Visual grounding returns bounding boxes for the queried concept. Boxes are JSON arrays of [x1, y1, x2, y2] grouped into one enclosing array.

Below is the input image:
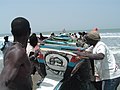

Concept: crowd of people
[[0, 16, 120, 90]]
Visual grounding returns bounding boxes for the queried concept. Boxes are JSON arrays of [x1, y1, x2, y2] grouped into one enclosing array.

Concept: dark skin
[[0, 18, 32, 90], [74, 38, 105, 60], [0, 35, 32, 90]]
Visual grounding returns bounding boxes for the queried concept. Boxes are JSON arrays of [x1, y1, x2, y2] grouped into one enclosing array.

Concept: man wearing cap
[[0, 36, 12, 54], [0, 17, 33, 90], [74, 31, 120, 90]]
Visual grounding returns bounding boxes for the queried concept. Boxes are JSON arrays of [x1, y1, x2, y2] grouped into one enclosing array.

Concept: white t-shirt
[[26, 43, 33, 56], [93, 41, 120, 80]]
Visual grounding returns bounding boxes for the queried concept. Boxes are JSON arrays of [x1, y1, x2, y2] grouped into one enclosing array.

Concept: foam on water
[[100, 33, 120, 38], [0, 57, 3, 60], [0, 36, 13, 42], [102, 36, 120, 38], [0, 32, 120, 56]]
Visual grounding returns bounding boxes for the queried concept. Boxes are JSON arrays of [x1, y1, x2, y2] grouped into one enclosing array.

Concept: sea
[[0, 28, 120, 71]]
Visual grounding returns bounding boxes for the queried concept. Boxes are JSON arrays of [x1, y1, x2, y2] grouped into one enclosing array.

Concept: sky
[[0, 0, 120, 34]]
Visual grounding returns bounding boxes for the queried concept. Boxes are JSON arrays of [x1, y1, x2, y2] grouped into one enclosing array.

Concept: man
[[28, 33, 47, 86], [39, 33, 48, 41], [75, 31, 120, 90], [0, 17, 33, 90], [0, 36, 12, 54]]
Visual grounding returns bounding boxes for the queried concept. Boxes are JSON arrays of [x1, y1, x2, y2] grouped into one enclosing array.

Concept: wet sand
[[32, 69, 63, 90], [32, 73, 41, 90]]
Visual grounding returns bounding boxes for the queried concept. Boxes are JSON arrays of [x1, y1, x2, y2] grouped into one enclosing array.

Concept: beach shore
[[32, 71, 120, 90], [32, 73, 41, 90], [32, 69, 63, 90]]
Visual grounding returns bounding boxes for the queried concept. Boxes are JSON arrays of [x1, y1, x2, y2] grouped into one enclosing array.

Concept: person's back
[[2, 43, 32, 90], [93, 41, 118, 79], [0, 17, 32, 90]]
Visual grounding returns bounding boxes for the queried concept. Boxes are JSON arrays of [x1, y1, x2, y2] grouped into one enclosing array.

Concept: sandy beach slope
[[32, 69, 63, 90]]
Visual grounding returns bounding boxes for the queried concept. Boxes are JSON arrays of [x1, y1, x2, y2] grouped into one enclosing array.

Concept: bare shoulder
[[4, 43, 26, 64]]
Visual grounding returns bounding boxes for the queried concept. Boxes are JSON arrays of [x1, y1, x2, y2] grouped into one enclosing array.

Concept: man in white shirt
[[74, 31, 120, 90]]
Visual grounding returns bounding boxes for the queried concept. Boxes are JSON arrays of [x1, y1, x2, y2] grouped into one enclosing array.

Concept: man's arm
[[86, 53, 105, 60], [0, 47, 25, 86], [74, 51, 105, 60]]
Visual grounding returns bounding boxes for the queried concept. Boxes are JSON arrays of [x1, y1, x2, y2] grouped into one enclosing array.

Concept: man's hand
[[73, 51, 89, 59]]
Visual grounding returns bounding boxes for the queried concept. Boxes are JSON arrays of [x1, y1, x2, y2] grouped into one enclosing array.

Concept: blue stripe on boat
[[37, 59, 45, 63], [68, 62, 77, 67], [40, 44, 84, 51]]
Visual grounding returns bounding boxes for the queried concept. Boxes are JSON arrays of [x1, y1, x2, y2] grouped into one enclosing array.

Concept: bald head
[[11, 17, 31, 37]]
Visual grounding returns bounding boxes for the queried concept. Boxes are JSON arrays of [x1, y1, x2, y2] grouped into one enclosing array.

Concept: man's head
[[11, 17, 31, 37], [4, 36, 9, 42], [84, 31, 101, 46], [29, 33, 38, 47], [4, 36, 8, 39], [39, 33, 43, 37]]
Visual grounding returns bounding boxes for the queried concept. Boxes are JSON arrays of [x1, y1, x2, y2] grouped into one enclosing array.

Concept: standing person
[[28, 33, 47, 86], [39, 33, 48, 41], [74, 31, 120, 90], [0, 17, 33, 90], [76, 32, 88, 48], [0, 35, 12, 54], [50, 32, 55, 38]]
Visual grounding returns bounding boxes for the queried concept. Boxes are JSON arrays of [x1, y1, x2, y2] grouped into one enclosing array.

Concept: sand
[[32, 73, 41, 90], [32, 69, 63, 90], [32, 71, 120, 90]]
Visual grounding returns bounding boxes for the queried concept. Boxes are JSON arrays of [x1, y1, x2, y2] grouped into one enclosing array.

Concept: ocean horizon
[[0, 28, 120, 37]]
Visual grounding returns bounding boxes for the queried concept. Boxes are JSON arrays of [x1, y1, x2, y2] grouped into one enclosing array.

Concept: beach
[[32, 68, 63, 90], [32, 73, 42, 90], [32, 67, 120, 90], [1, 29, 120, 90]]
